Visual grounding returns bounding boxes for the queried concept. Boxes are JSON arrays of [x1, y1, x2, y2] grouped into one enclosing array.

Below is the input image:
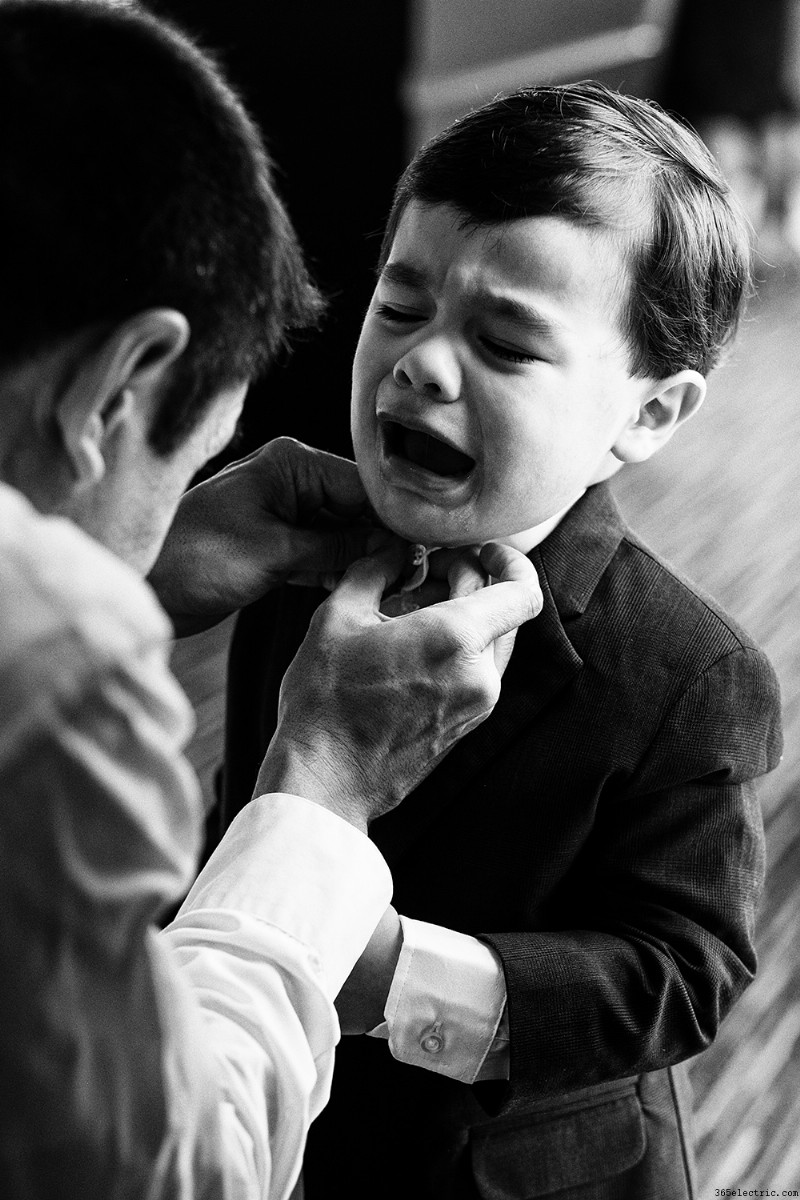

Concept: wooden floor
[[171, 263, 800, 1198]]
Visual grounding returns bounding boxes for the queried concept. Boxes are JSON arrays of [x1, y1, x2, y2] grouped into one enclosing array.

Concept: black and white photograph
[[1, 3, 798, 1198]]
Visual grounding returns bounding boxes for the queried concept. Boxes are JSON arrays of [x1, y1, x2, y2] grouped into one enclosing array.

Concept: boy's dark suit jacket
[[221, 482, 782, 1200]]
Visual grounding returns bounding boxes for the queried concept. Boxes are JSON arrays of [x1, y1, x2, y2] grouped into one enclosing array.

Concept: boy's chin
[[386, 520, 465, 548], [368, 498, 474, 548]]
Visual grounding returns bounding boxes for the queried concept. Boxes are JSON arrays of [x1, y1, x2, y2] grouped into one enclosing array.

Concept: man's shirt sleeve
[[1, 597, 391, 1200], [163, 793, 392, 1196], [367, 916, 509, 1083]]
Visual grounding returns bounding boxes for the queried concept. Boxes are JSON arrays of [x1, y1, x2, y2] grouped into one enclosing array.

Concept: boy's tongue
[[400, 428, 474, 476]]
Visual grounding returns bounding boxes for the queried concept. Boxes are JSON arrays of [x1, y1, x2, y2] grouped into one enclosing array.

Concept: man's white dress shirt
[[0, 481, 391, 1200]]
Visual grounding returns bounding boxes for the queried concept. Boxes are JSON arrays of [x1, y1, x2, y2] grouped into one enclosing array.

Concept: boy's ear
[[612, 370, 706, 464], [52, 309, 190, 488]]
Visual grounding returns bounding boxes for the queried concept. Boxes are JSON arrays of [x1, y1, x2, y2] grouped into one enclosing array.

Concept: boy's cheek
[[349, 409, 376, 479], [351, 339, 385, 395]]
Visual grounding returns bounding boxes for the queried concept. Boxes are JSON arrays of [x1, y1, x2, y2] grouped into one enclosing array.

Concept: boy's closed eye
[[375, 302, 424, 324], [479, 336, 540, 365], [376, 303, 541, 366]]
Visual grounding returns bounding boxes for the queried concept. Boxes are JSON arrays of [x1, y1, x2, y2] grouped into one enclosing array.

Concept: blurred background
[[152, 2, 800, 1195]]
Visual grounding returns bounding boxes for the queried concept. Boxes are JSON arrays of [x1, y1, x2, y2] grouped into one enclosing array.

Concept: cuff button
[[420, 1028, 444, 1054]]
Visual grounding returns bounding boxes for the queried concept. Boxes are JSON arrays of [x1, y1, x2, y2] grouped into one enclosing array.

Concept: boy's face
[[351, 201, 655, 546]]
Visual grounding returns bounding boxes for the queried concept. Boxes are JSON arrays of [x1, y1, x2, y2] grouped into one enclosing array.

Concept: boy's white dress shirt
[[0, 481, 392, 1200]]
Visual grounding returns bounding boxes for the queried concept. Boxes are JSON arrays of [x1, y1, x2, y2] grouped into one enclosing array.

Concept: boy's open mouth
[[381, 419, 475, 478]]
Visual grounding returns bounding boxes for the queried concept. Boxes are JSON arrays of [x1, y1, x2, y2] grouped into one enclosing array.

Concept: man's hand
[[254, 541, 543, 831], [148, 437, 395, 634]]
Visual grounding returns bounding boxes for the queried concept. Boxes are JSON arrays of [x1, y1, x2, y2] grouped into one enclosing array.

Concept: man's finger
[[492, 628, 519, 677], [440, 568, 543, 651], [326, 541, 408, 614], [447, 553, 487, 599], [478, 541, 539, 583], [426, 546, 479, 581], [286, 439, 369, 516]]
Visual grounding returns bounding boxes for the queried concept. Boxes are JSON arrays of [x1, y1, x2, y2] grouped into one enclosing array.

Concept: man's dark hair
[[0, 0, 322, 453], [381, 82, 752, 378]]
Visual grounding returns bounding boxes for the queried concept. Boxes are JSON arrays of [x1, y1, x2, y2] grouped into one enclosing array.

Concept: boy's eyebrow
[[378, 261, 566, 339], [478, 294, 566, 339], [377, 262, 429, 290]]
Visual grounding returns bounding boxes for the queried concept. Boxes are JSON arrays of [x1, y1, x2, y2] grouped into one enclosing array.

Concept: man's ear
[[612, 370, 706, 464], [54, 309, 190, 488]]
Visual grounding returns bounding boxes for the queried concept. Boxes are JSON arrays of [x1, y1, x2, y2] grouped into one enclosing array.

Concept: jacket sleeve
[[481, 643, 781, 1100]]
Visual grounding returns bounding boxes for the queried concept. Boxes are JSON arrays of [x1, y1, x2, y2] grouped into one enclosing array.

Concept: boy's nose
[[392, 339, 460, 401]]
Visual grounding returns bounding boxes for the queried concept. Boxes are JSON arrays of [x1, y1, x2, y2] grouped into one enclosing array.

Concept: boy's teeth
[[400, 428, 474, 476]]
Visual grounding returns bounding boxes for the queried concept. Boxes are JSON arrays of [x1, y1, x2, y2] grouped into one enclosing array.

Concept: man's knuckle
[[468, 667, 500, 712], [308, 599, 342, 642], [434, 610, 481, 657], [272, 434, 300, 454], [485, 674, 502, 708]]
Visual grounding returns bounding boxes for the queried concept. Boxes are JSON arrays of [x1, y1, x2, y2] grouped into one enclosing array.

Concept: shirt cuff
[[176, 793, 393, 996], [368, 916, 508, 1083]]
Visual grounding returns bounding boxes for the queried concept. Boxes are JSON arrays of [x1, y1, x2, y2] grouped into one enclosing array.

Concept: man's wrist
[[255, 731, 371, 834]]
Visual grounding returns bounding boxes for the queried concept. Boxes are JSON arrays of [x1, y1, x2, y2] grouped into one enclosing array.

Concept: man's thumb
[[327, 538, 407, 612]]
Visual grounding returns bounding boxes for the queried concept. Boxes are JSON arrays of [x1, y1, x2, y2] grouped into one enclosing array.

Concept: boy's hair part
[[0, 0, 322, 454], [381, 81, 753, 379]]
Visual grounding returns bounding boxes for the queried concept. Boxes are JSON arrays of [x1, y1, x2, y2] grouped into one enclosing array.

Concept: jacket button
[[421, 1032, 443, 1054]]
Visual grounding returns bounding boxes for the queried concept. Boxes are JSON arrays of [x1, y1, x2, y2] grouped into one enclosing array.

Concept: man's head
[[0, 0, 320, 568], [352, 82, 752, 547]]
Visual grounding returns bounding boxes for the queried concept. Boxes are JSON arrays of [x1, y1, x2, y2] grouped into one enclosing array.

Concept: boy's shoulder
[[541, 483, 767, 665], [531, 484, 782, 779], [613, 523, 761, 655]]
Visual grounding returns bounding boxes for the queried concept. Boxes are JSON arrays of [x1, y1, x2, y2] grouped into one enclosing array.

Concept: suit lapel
[[371, 483, 629, 864], [371, 484, 628, 864]]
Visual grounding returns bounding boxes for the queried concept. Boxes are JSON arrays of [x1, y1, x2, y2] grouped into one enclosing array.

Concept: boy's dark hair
[[0, 0, 322, 454], [381, 82, 752, 378]]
